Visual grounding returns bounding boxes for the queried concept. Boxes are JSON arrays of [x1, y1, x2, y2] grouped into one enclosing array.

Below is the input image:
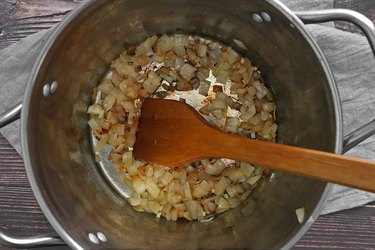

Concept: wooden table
[[1, 0, 375, 249]]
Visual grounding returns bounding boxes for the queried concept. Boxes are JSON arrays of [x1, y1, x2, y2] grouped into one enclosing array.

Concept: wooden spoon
[[133, 98, 375, 192]]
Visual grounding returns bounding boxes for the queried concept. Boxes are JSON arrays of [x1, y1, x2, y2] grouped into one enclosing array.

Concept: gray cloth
[[1, 0, 375, 215], [282, 0, 333, 10], [306, 24, 375, 214], [0, 29, 53, 156]]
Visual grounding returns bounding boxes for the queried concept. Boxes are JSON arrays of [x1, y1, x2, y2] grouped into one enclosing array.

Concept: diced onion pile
[[87, 34, 277, 221]]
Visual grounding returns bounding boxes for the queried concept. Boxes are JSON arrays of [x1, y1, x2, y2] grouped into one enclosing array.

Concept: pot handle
[[0, 232, 64, 248], [295, 9, 375, 152], [0, 103, 22, 128], [0, 104, 65, 247]]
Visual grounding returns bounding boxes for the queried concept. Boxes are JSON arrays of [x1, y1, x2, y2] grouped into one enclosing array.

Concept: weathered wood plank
[[0, 135, 28, 187], [295, 202, 375, 249], [0, 186, 66, 250], [0, 0, 83, 50]]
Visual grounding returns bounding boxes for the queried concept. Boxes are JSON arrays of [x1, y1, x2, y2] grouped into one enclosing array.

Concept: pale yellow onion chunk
[[87, 34, 277, 221]]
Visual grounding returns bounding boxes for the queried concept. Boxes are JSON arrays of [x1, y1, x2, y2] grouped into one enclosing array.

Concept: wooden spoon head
[[133, 98, 215, 167]]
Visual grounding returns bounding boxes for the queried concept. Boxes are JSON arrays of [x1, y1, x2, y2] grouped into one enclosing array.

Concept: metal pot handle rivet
[[43, 80, 59, 97], [260, 12, 272, 22], [88, 232, 108, 245], [295, 9, 375, 152], [50, 80, 59, 94], [252, 12, 272, 23], [43, 84, 51, 97], [252, 13, 264, 23]]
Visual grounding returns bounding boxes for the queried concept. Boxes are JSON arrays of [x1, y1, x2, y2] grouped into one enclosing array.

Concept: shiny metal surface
[[295, 9, 375, 152], [0, 103, 22, 127], [50, 81, 59, 94], [0, 232, 64, 248], [95, 143, 132, 199], [15, 0, 372, 249], [295, 9, 375, 54], [343, 121, 375, 152]]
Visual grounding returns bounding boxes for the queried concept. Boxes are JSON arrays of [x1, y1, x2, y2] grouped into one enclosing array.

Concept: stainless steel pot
[[1, 0, 375, 249]]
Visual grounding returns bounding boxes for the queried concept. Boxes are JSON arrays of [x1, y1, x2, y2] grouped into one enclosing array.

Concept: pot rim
[[265, 1, 341, 248], [21, 1, 95, 249], [21, 0, 341, 249]]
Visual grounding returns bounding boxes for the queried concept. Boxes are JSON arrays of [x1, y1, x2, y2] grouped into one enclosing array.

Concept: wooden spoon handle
[[205, 130, 375, 192]]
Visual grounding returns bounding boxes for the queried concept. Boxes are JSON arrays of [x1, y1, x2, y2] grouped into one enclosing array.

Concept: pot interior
[[24, 0, 338, 249]]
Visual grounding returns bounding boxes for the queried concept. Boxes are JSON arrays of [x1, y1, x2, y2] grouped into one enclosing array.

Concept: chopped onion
[[156, 34, 174, 53], [262, 102, 275, 112], [240, 103, 256, 121], [247, 175, 262, 185], [88, 118, 99, 130], [214, 177, 227, 196], [174, 34, 189, 47], [195, 44, 207, 57], [183, 182, 193, 200], [216, 70, 229, 84], [143, 71, 162, 93], [115, 64, 136, 78], [173, 203, 186, 212], [180, 63, 197, 81], [215, 197, 230, 213], [87, 104, 105, 118], [95, 134, 108, 152], [121, 101, 135, 110], [208, 49, 221, 60], [167, 189, 182, 205], [136, 54, 149, 66], [211, 98, 227, 110], [122, 151, 133, 167], [186, 48, 199, 65], [185, 200, 204, 219], [103, 95, 116, 112], [161, 172, 174, 186], [133, 177, 146, 194], [176, 75, 193, 91], [225, 184, 244, 197], [97, 80, 114, 94], [260, 111, 270, 121], [88, 33, 277, 222], [225, 117, 240, 133], [198, 80, 211, 96], [148, 201, 162, 214], [193, 180, 210, 198], [223, 168, 246, 183], [240, 162, 255, 177], [120, 82, 139, 99], [145, 177, 160, 198], [110, 87, 129, 103], [225, 48, 240, 65], [295, 207, 305, 224], [174, 45, 186, 57], [202, 159, 226, 176], [202, 199, 217, 214], [111, 124, 125, 136], [197, 68, 209, 81], [129, 197, 141, 206]]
